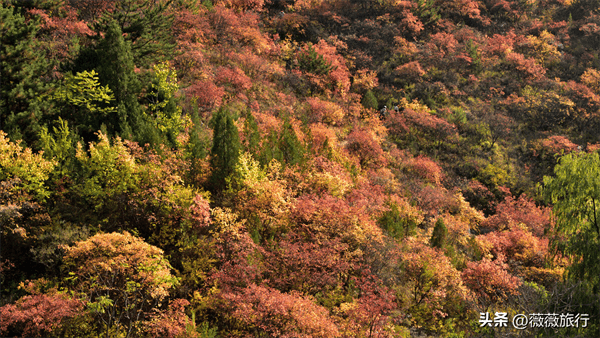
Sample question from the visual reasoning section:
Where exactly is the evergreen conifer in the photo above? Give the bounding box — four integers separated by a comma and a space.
0, 4, 54, 145
430, 217, 448, 249
361, 90, 378, 110
210, 108, 241, 190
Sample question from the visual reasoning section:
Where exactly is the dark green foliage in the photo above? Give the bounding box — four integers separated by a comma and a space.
361, 90, 378, 110
259, 130, 284, 166
95, 20, 143, 139
0, 3, 54, 145
92, 20, 168, 148
188, 110, 209, 162
210, 108, 241, 190
93, 0, 176, 68
279, 118, 305, 166
187, 109, 210, 185
465, 39, 482, 74
297, 44, 335, 76
414, 0, 441, 26
257, 118, 305, 168
378, 202, 416, 239
430, 217, 448, 249
243, 109, 261, 157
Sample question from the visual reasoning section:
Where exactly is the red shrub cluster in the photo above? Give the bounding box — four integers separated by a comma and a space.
142, 299, 199, 338
28, 6, 93, 62
409, 155, 444, 185
478, 228, 549, 267
185, 80, 225, 112
219, 284, 340, 337
188, 194, 212, 231
261, 235, 352, 293
0, 292, 83, 337
395, 61, 426, 82
540, 135, 578, 156
506, 52, 546, 81
400, 10, 424, 36
215, 66, 253, 91
462, 254, 521, 303
345, 128, 387, 169
306, 97, 345, 125
485, 194, 551, 236
292, 194, 383, 247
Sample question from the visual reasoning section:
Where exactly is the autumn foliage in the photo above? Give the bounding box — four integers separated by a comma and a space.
1, 0, 595, 336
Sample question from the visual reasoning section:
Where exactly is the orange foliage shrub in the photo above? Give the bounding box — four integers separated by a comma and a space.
542, 135, 578, 154
292, 194, 384, 248
481, 31, 517, 57
408, 155, 444, 185
351, 68, 379, 93
303, 156, 353, 197
185, 80, 225, 112
172, 9, 212, 80
260, 234, 352, 293
345, 128, 387, 169
478, 227, 549, 268
63, 232, 178, 334
28, 6, 93, 62
581, 68, 600, 93
462, 254, 521, 304
305, 97, 345, 125
188, 194, 212, 231
210, 6, 271, 54
215, 66, 253, 91
395, 61, 426, 82
505, 52, 546, 81
301, 40, 351, 95
142, 299, 199, 338
216, 0, 265, 12
399, 240, 471, 318
309, 123, 338, 153
484, 194, 551, 236
416, 186, 459, 215
346, 181, 387, 217
438, 0, 484, 21
400, 10, 424, 36
427, 32, 458, 59
219, 284, 340, 337
227, 48, 284, 80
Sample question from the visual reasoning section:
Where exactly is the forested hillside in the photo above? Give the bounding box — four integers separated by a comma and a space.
1, 0, 600, 337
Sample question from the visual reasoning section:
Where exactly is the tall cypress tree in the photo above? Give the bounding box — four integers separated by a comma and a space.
361, 90, 378, 110
430, 217, 448, 249
93, 0, 175, 68
92, 19, 165, 146
279, 117, 305, 166
210, 108, 241, 190
0, 4, 53, 144
243, 108, 261, 157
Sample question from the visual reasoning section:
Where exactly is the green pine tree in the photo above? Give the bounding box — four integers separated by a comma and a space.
259, 130, 283, 166
187, 109, 210, 184
243, 109, 261, 157
430, 217, 448, 249
361, 90, 378, 110
210, 108, 241, 190
94, 19, 166, 148
279, 117, 305, 166
93, 0, 175, 68
378, 201, 416, 239
0, 3, 54, 145
297, 44, 335, 76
